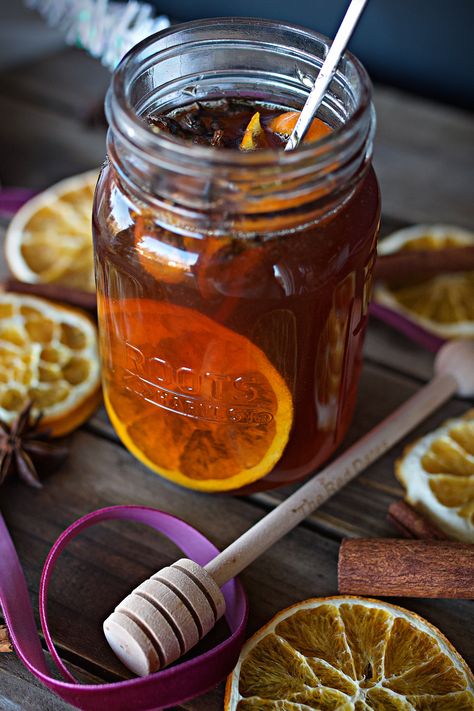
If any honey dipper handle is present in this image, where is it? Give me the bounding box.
[205,372,457,587]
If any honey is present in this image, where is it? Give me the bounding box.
[93,20,380,492]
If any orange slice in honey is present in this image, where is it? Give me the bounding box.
[99,298,293,492]
[133,215,196,285]
[239,110,331,151]
[268,111,332,143]
[240,112,270,151]
[133,217,234,290]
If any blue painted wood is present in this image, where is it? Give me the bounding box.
[147,0,474,108]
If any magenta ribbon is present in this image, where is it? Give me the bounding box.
[0,505,248,710]
[369,302,445,353]
[0,188,36,217]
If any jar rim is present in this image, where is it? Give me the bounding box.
[107,16,373,170]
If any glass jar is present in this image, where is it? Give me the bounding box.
[93,18,380,493]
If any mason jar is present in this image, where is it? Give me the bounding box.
[93,18,380,493]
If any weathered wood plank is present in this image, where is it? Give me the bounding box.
[62,358,474,564]
[364,319,434,381]
[0,418,472,711]
[0,93,105,188]
[85,358,469,537]
[0,48,110,122]
[373,85,474,229]
[0,647,101,711]
[0,427,339,684]
[0,610,219,710]
[257,361,471,538]
[1,369,472,710]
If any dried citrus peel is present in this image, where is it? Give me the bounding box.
[240,112,270,151]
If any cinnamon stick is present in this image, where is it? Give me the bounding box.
[0,625,12,653]
[2,278,97,314]
[375,245,474,286]
[338,538,474,598]
[387,500,448,540]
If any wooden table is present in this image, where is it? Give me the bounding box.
[0,46,473,711]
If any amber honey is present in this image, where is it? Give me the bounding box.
[94,20,380,493]
[94,98,379,493]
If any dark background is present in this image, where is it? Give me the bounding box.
[1,0,473,109]
[150,0,474,109]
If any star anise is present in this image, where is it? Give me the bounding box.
[0,401,69,489]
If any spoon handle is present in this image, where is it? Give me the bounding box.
[285,0,370,151]
[205,371,457,587]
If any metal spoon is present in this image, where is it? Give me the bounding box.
[285,0,370,151]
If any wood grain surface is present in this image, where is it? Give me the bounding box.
[0,41,473,711]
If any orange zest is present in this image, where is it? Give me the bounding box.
[99,298,293,492]
[239,110,331,151]
[240,112,270,151]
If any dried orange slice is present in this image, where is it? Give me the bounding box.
[396,410,474,542]
[99,298,293,492]
[225,596,474,710]
[0,293,101,435]
[268,111,332,143]
[375,225,474,339]
[5,170,97,293]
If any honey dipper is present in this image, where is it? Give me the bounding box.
[104,339,474,676]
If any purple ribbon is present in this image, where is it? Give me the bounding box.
[0,505,248,710]
[369,302,445,353]
[0,189,36,217]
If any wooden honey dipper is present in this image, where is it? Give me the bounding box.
[104,339,474,676]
